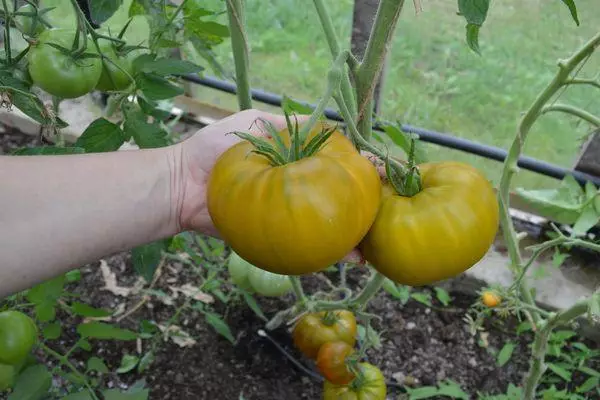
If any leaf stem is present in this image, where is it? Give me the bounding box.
[497,31,600,323]
[541,103,600,127]
[40,343,100,400]
[2,0,12,64]
[355,0,406,140]
[290,276,308,306]
[225,0,252,110]
[312,0,357,118]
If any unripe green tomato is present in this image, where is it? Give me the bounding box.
[247,263,293,297]
[14,4,45,37]
[227,251,255,293]
[227,251,292,296]
[0,363,15,391]
[0,310,38,365]
[95,39,135,92]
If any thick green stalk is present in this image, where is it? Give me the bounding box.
[349,271,386,310]
[290,276,308,306]
[312,0,357,118]
[355,0,406,140]
[497,32,600,322]
[225,0,252,110]
[522,301,589,400]
[2,0,12,64]
[298,50,348,140]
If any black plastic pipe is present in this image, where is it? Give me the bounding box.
[181,74,600,187]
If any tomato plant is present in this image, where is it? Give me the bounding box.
[293,310,357,359]
[316,341,357,385]
[28,28,102,99]
[359,161,499,286]
[227,251,292,297]
[323,363,386,400]
[0,310,37,365]
[207,122,381,276]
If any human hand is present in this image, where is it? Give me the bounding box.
[171,108,369,264]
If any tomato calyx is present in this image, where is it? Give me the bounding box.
[383,132,422,197]
[231,112,338,166]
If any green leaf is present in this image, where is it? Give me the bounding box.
[434,287,451,306]
[87,356,109,374]
[411,292,432,307]
[577,376,599,393]
[515,175,585,224]
[42,322,61,340]
[205,312,235,343]
[137,351,154,373]
[11,92,66,127]
[123,108,169,149]
[116,354,139,374]
[457,0,490,53]
[71,302,112,318]
[242,292,267,322]
[90,0,122,24]
[380,123,428,163]
[8,365,52,400]
[27,274,65,322]
[458,0,490,25]
[436,380,469,400]
[77,322,138,340]
[516,321,532,335]
[559,0,580,25]
[573,202,600,236]
[547,362,573,382]
[102,386,149,400]
[61,391,95,400]
[79,339,92,351]
[383,279,411,305]
[496,342,515,367]
[136,72,184,100]
[12,146,85,155]
[137,96,172,120]
[76,118,126,153]
[465,23,481,54]
[551,330,577,342]
[131,240,168,281]
[66,269,82,282]
[140,58,204,76]
[577,365,600,377]
[282,95,314,115]
[552,249,570,268]
[184,18,230,46]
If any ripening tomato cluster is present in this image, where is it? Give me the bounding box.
[208,122,500,287]
[292,310,387,399]
[0,311,38,391]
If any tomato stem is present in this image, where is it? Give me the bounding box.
[349,270,386,310]
[311,0,357,119]
[290,276,308,306]
[225,0,252,110]
[1,0,12,65]
[355,0,406,141]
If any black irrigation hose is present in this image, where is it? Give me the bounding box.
[257,329,406,392]
[181,74,600,187]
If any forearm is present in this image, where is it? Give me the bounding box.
[0,145,182,297]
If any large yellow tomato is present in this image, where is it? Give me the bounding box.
[359,161,499,286]
[207,122,381,275]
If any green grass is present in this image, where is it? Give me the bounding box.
[192,0,600,190]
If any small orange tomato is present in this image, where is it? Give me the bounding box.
[317,341,356,385]
[482,291,501,308]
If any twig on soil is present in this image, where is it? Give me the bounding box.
[115,257,166,323]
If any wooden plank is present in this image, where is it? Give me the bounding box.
[573,129,600,178]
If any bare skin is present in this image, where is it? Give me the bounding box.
[0,109,362,298]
